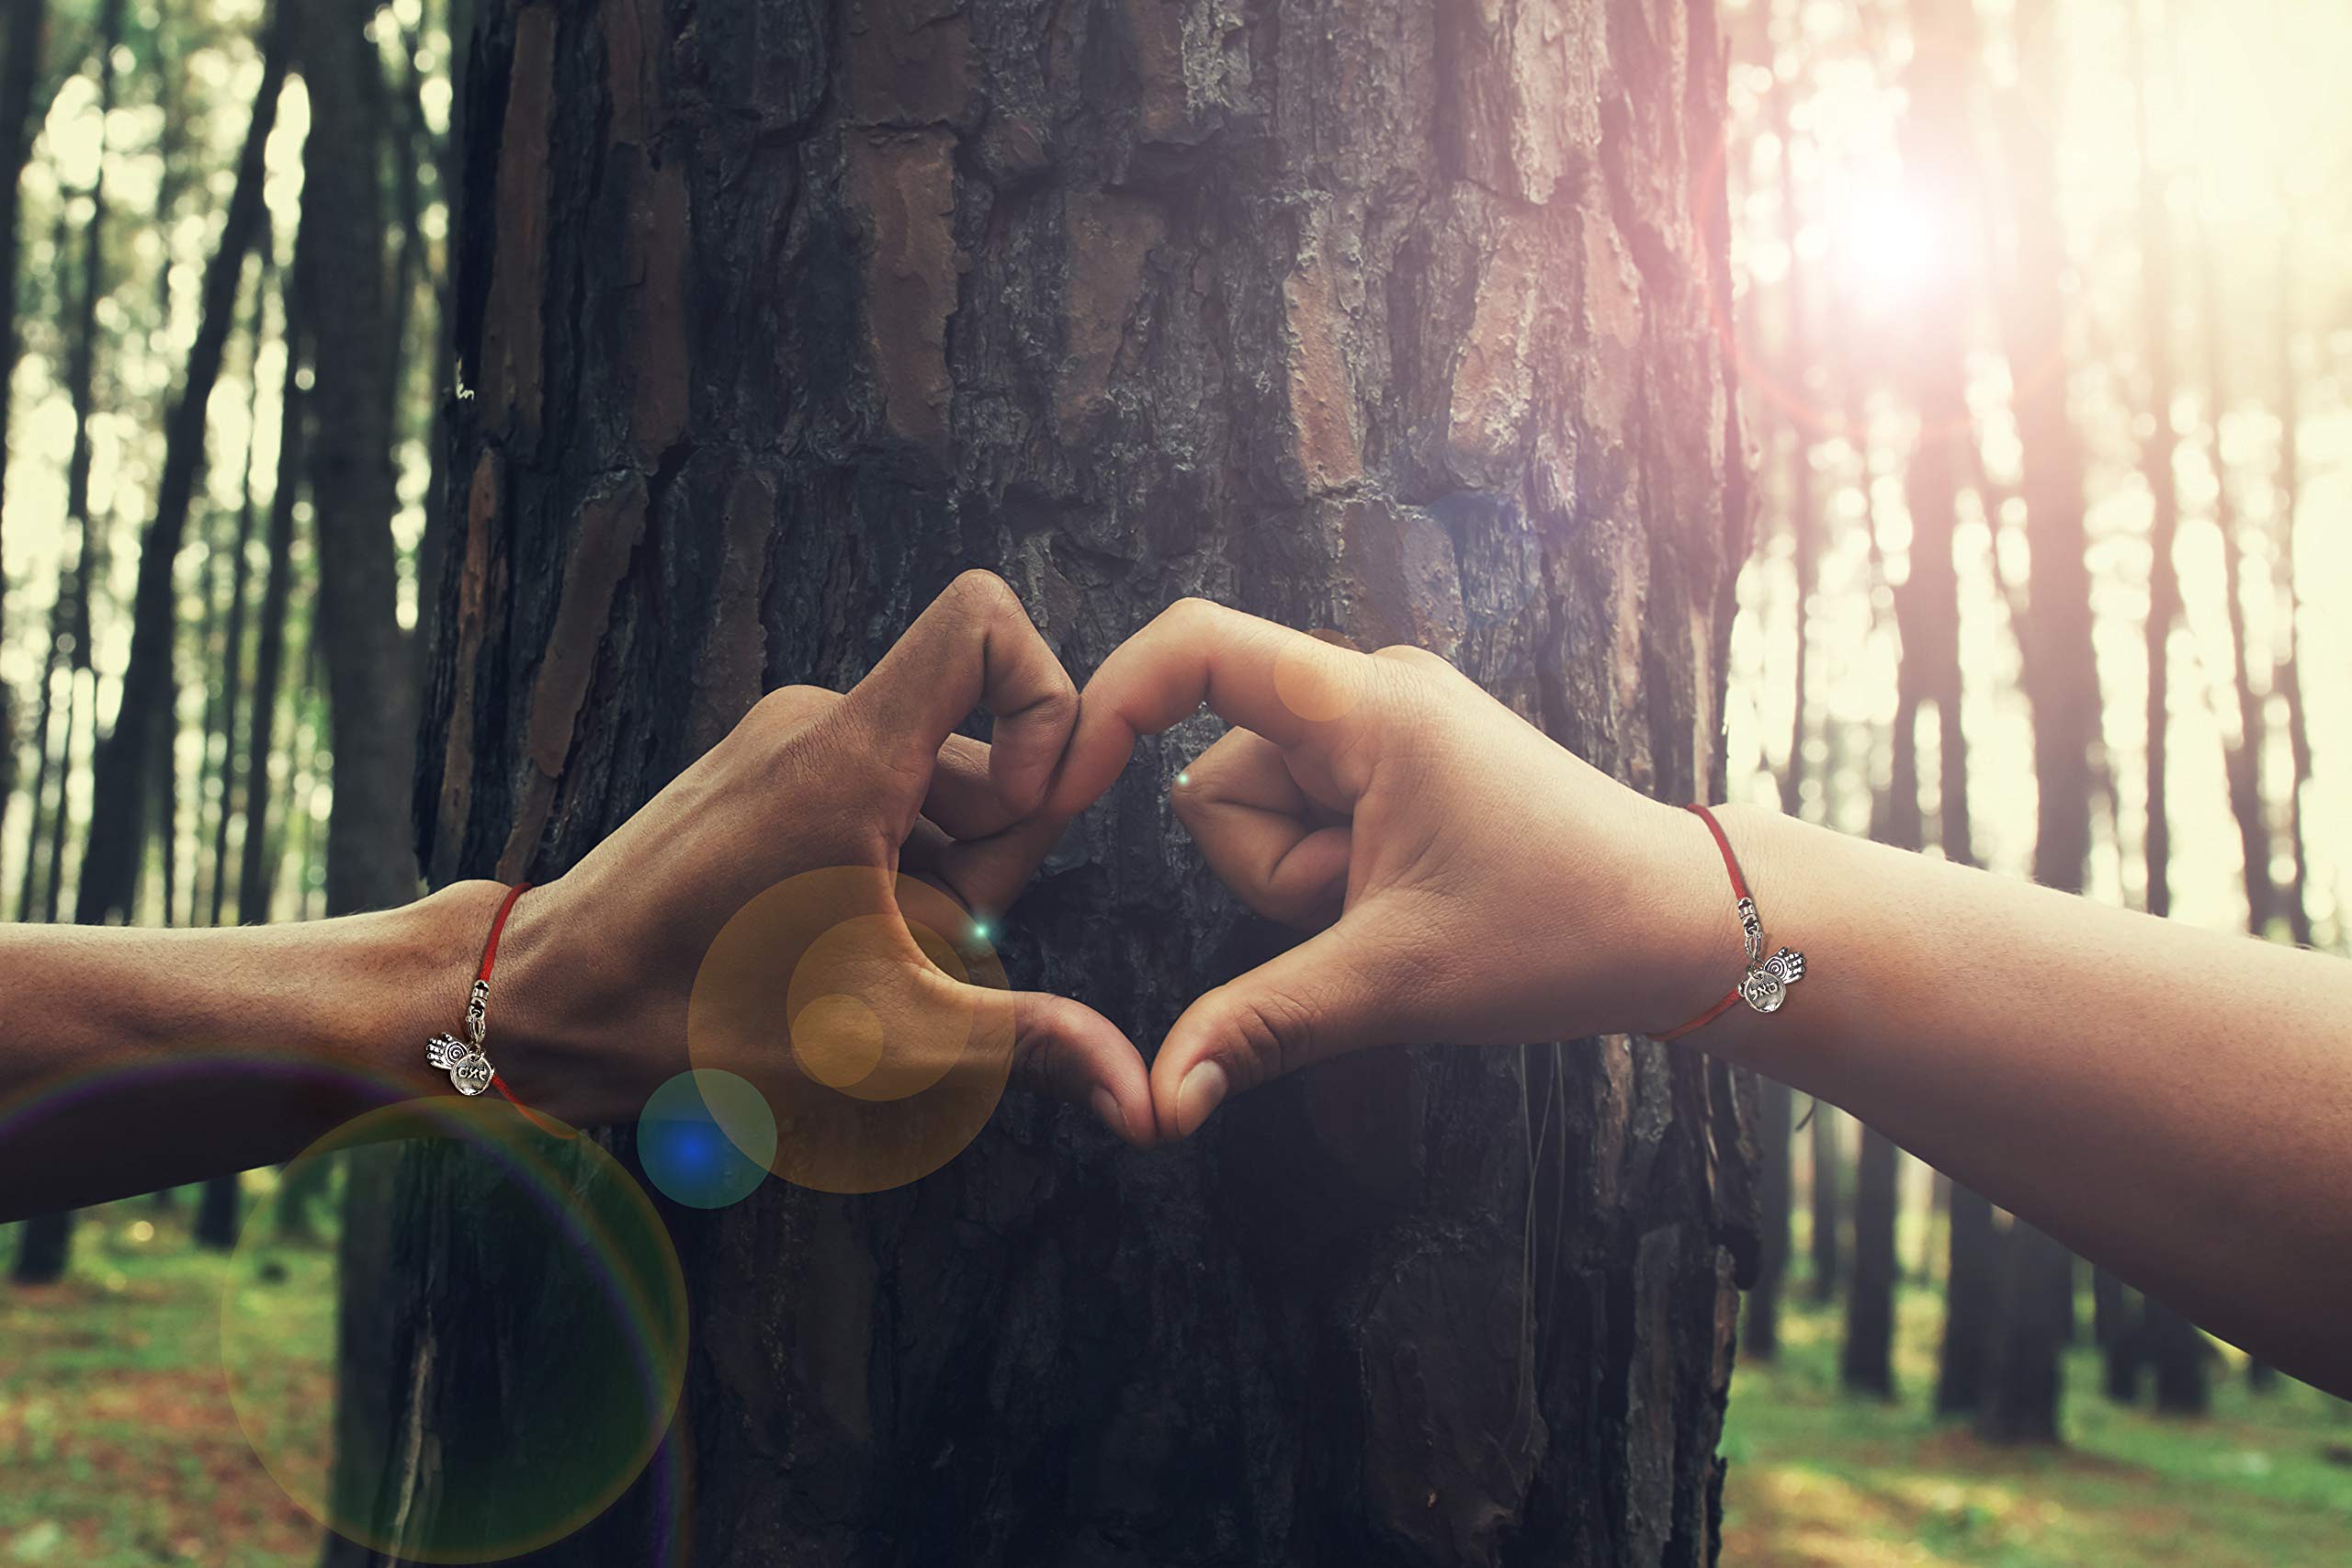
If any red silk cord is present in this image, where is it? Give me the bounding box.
[474,882,571,1137]
[1655,805,1750,1043]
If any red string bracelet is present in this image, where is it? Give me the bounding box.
[424,882,571,1137]
[1655,805,1808,1042]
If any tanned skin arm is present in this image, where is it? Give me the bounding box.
[0,573,1155,1224]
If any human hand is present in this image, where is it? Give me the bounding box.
[1044,599,1735,1139]
[489,571,1155,1174]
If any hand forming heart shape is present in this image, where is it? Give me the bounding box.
[483,573,1723,1189]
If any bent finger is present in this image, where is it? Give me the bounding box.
[929,813,1065,924]
[1148,914,1413,1140]
[922,733,1015,841]
[844,570,1079,816]
[1008,987,1156,1147]
[1047,600,1384,820]
[1173,728,1351,928]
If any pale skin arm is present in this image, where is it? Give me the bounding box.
[0,573,1154,1224]
[1051,599,2352,1399]
[1693,807,2352,1400]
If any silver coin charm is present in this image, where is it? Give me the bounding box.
[1738,946,1806,1014]
[427,1032,496,1096]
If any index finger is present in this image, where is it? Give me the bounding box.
[1044,599,1375,819]
[842,570,1079,816]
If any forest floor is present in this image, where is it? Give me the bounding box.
[7,1195,2352,1565]
[0,1191,324,1568]
[1723,1272,2352,1566]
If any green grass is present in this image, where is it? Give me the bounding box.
[0,1189,325,1568]
[8,1191,2350,1565]
[1724,1272,2352,1566]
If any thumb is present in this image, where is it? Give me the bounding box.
[1011,988,1157,1148]
[1149,918,1405,1140]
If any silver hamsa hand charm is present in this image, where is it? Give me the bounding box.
[1738,946,1806,1014]
[426,1032,495,1096]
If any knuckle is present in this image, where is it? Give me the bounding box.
[1160,596,1223,637]
[1216,986,1306,1090]
[1372,642,1443,671]
[751,682,834,736]
[1033,662,1080,720]
[947,568,1022,621]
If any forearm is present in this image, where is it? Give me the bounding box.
[0,881,510,1222]
[1669,806,2352,1393]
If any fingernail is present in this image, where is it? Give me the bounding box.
[1176,1061,1228,1137]
[1090,1086,1128,1141]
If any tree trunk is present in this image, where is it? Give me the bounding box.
[1973,0,2087,1444]
[2239,226,2295,1382]
[333,3,1756,1563]
[9,0,123,1290]
[1748,1075,1792,1360]
[38,664,75,923]
[16,231,66,924]
[194,1173,242,1249]
[2125,0,2207,1422]
[1860,0,1979,1412]
[207,263,273,925]
[0,0,45,802]
[151,679,179,923]
[9,1209,67,1282]
[1976,1208,2072,1445]
[239,240,307,928]
[2093,1270,2142,1403]
[2199,209,2281,1395]
[1841,1125,1898,1398]
[1935,1186,1996,1416]
[408,0,463,677]
[1839,692,1910,1400]
[2270,217,2312,951]
[15,652,55,918]
[72,3,288,929]
[300,0,419,917]
[1809,1102,1842,1301]
[298,6,431,1534]
[2203,221,2270,941]
[1745,67,1807,1363]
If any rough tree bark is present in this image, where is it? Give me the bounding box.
[341,2,1755,1562]
[1965,0,2086,1429]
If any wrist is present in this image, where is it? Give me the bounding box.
[1623,801,1765,1041]
[472,876,679,1130]
[382,881,512,1093]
